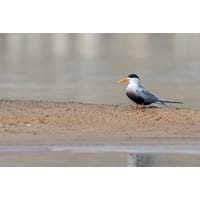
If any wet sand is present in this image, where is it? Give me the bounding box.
[1,151,200,167]
[0,100,200,145]
[0,151,128,167]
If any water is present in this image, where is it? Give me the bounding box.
[0,34,200,166]
[0,33,200,108]
[2,144,200,153]
[0,144,200,166]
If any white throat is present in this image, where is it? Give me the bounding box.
[126,78,140,93]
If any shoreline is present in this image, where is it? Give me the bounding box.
[0,99,200,145]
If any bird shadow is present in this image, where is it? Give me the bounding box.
[146,105,160,109]
[126,104,166,111]
[126,103,182,111]
[126,105,159,111]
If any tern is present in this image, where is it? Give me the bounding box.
[118,73,183,106]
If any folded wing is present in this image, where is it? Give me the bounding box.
[136,86,159,104]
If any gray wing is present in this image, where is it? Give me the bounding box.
[136,86,159,103]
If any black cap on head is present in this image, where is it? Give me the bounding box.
[128,74,140,79]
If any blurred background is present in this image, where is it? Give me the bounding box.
[0,33,199,108]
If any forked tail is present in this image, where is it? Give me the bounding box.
[160,99,183,104]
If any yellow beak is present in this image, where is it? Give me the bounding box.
[117,78,129,83]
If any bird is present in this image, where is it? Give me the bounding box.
[118,73,183,106]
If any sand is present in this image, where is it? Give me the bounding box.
[0,99,200,145]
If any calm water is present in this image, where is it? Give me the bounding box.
[0,33,200,108]
[0,144,200,166]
